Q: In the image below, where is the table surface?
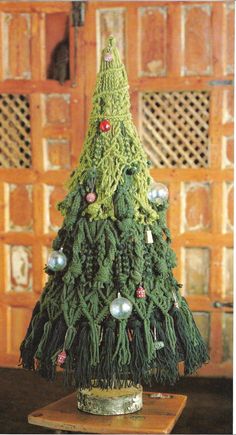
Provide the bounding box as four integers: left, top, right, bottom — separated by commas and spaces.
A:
28, 391, 187, 434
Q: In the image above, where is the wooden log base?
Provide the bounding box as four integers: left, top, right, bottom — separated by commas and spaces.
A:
77, 385, 143, 415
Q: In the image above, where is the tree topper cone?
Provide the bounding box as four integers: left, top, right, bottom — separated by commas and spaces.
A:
20, 36, 209, 390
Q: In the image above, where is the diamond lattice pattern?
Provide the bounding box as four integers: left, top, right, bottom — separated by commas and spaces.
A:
0, 94, 31, 168
141, 91, 210, 168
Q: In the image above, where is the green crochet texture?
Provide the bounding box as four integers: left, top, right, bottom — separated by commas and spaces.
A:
20, 36, 209, 389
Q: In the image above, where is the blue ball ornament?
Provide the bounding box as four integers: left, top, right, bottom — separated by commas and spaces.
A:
147, 181, 169, 205
110, 293, 133, 320
47, 248, 67, 272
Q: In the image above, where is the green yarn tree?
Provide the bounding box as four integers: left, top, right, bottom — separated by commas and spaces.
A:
20, 37, 209, 389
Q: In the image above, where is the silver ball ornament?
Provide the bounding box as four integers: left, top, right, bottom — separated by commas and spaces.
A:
47, 248, 67, 272
147, 181, 169, 205
110, 293, 133, 320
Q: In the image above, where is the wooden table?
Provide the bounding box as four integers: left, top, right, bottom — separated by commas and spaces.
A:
28, 391, 187, 434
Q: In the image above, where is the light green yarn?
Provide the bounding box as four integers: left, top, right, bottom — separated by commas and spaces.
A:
68, 36, 157, 225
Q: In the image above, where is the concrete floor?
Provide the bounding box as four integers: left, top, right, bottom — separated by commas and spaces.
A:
0, 368, 232, 434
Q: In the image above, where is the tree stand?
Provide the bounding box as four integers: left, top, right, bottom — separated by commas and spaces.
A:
77, 385, 143, 415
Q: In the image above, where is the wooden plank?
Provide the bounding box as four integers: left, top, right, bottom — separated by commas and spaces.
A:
151, 168, 234, 182
0, 76, 234, 93
222, 123, 234, 136
84, 2, 97, 126
97, 6, 126, 68
167, 181, 181, 238
130, 75, 234, 92
0, 182, 5, 232
210, 311, 223, 363
33, 184, 44, 235
32, 242, 44, 295
225, 2, 234, 75
0, 233, 54, 245
209, 247, 223, 302
138, 5, 167, 77
211, 182, 223, 234
0, 353, 22, 367
166, 3, 182, 77
0, 168, 233, 185
189, 361, 232, 378
31, 12, 46, 80
0, 169, 69, 184
126, 5, 138, 80
0, 81, 81, 93
0, 2, 71, 13
28, 392, 187, 434
30, 94, 44, 171
6, 305, 33, 354
7, 12, 31, 79
0, 291, 39, 308
70, 26, 86, 167
0, 244, 6, 294
209, 89, 223, 169
174, 233, 233, 246
0, 13, 4, 81
212, 3, 224, 76
182, 4, 213, 76
43, 126, 71, 139
186, 295, 233, 313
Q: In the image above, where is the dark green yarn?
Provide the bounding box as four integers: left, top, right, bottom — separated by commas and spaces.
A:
20, 208, 209, 388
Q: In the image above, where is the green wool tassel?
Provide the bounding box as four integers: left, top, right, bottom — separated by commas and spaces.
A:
113, 320, 131, 367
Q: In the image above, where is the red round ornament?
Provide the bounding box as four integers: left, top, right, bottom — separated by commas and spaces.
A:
136, 286, 146, 298
85, 192, 97, 203
57, 350, 67, 365
99, 119, 111, 132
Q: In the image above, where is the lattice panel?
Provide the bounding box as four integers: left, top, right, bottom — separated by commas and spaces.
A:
141, 91, 210, 168
0, 94, 31, 168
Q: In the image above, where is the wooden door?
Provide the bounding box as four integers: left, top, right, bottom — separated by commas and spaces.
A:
0, 1, 234, 378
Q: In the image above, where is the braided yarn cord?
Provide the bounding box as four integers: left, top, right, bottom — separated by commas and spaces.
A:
20, 37, 209, 389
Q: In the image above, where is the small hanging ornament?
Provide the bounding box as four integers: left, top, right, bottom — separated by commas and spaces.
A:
104, 52, 113, 62
57, 350, 67, 365
153, 327, 165, 351
145, 228, 153, 244
99, 119, 111, 132
172, 290, 180, 309
85, 192, 97, 203
110, 292, 133, 320
136, 285, 146, 299
154, 341, 165, 350
147, 180, 169, 205
47, 247, 67, 272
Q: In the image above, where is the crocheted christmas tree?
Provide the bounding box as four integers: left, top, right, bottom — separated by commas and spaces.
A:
20, 37, 209, 389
